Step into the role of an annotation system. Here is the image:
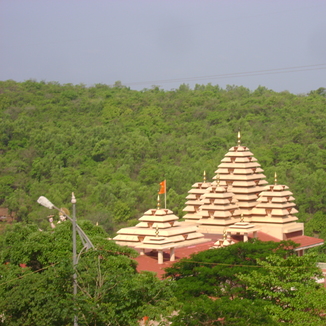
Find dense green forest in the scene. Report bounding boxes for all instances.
[0,80,325,237]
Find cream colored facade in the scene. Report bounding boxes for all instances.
[114,134,323,262]
[113,201,210,263]
[184,135,304,241]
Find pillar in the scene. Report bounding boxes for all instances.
[243,233,248,242]
[170,247,175,262]
[158,250,163,264]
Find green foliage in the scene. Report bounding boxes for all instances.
[0,80,326,236]
[164,240,296,299]
[167,241,325,326]
[113,200,132,223]
[0,261,74,325]
[0,221,175,325]
[238,253,326,325]
[306,242,326,262]
[169,296,277,326]
[305,211,326,239]
[0,221,136,270]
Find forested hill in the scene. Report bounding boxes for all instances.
[0,80,325,237]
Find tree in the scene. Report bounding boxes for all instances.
[0,221,175,325]
[165,240,299,325]
[169,296,277,326]
[164,240,296,299]
[238,253,326,325]
[165,241,326,325]
[1,79,326,237]
[0,260,74,325]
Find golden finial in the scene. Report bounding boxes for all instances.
[216,174,220,186]
[155,224,159,237]
[203,170,206,183]
[237,130,241,146]
[240,213,244,222]
[274,172,277,185]
[157,195,160,210]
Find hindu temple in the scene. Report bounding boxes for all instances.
[115,132,323,264]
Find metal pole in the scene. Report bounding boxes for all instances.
[36,195,95,326]
[71,193,78,326]
[165,180,167,209]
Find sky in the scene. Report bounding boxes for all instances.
[1,0,326,94]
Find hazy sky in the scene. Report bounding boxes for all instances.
[1,0,325,94]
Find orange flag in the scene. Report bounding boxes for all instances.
[158,180,166,194]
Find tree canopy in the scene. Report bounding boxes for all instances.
[166,240,326,326]
[164,239,297,299]
[0,221,175,325]
[0,80,325,237]
[1,80,326,324]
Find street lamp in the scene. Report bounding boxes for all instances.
[37,193,94,326]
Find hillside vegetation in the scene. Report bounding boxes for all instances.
[0,80,325,236]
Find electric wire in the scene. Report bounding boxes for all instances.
[120,64,326,87]
[0,255,321,288]
[0,248,136,287]
[0,262,60,287]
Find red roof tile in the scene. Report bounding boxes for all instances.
[289,235,324,249]
[135,240,215,278]
[135,233,324,278]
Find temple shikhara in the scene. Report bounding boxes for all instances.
[114,132,323,264]
[114,197,209,264]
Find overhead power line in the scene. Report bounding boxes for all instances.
[121,64,326,87]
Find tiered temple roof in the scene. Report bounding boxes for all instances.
[251,176,303,240]
[195,180,242,234]
[114,198,209,251]
[213,132,268,219]
[183,171,211,222]
[181,132,314,243]
[114,132,323,266]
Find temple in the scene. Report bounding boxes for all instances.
[114,132,323,263]
[113,196,210,264]
[183,132,323,255]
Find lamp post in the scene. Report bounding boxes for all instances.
[37,193,94,326]
[71,193,78,326]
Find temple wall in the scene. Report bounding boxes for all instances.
[254,222,304,240]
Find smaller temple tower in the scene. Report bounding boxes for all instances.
[195,176,242,234]
[183,171,211,223]
[114,196,210,264]
[250,173,303,240]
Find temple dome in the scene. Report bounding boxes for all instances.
[114,203,208,248]
[214,144,268,219]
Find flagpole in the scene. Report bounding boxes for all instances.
[164,179,167,209]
